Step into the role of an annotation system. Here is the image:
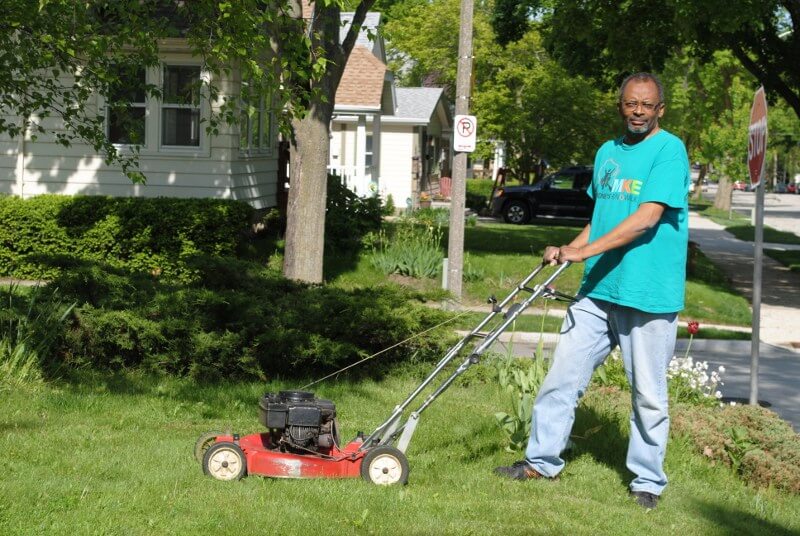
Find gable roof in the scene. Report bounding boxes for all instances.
[334,46,387,111]
[339,12,382,53]
[386,87,449,124]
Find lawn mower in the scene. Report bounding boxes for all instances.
[195,261,572,485]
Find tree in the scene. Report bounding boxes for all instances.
[519,1,800,122]
[280,0,377,282]
[1,0,379,283]
[474,32,617,180]
[385,0,616,180]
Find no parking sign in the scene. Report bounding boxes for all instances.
[454,115,477,152]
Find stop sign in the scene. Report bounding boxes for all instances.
[748,87,768,187]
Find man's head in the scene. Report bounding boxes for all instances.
[618,72,664,143]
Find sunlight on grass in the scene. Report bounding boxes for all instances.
[1,374,799,534]
[327,220,752,327]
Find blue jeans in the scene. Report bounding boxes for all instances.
[524,296,677,495]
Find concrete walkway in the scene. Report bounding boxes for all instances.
[688,212,800,350]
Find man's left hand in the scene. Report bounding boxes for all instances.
[557,246,586,263]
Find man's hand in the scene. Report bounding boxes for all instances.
[543,246,561,265]
[557,246,585,263]
[543,245,586,265]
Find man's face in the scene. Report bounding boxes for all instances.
[619,80,664,140]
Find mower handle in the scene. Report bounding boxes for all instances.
[361,260,573,451]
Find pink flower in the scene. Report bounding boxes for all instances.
[687,321,700,335]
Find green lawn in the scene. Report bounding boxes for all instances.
[327,220,752,327]
[765,249,800,272]
[1,375,798,535]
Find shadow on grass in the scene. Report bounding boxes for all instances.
[691,500,799,535]
[566,398,633,487]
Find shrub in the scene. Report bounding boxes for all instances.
[0,195,253,283]
[0,284,75,386]
[326,173,383,252]
[466,178,495,213]
[370,223,444,279]
[411,207,450,227]
[52,258,453,380]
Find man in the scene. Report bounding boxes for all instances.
[494,72,689,511]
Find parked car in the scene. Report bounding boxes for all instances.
[491,166,594,224]
[689,179,709,193]
[732,180,748,191]
[788,183,798,194]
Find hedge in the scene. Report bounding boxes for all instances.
[0,195,253,283]
[52,258,453,380]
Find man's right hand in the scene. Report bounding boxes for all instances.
[543,246,561,266]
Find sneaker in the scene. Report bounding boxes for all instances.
[631,491,659,510]
[494,460,549,481]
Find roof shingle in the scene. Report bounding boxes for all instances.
[334,46,387,108]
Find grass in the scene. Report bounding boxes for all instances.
[1,373,799,535]
[765,249,800,272]
[327,220,752,327]
[449,312,750,341]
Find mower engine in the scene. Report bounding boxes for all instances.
[259,390,337,453]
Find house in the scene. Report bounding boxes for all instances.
[0,39,280,209]
[0,8,452,213]
[328,14,453,209]
[327,12,396,197]
[379,87,452,208]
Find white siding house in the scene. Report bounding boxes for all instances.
[380,87,452,209]
[327,13,453,209]
[0,39,279,209]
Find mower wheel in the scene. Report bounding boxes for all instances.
[194,431,224,463]
[360,446,409,486]
[202,442,247,481]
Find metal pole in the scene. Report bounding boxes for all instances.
[750,180,764,405]
[446,0,474,301]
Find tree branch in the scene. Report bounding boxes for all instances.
[730,42,800,119]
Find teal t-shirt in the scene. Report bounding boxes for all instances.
[580,129,689,313]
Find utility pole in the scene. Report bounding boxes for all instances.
[446,0,474,301]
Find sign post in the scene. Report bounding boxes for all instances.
[748,86,768,406]
[445,0,474,302]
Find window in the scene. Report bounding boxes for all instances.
[107,66,147,145]
[239,80,271,153]
[161,65,201,147]
[550,173,573,190]
[365,134,373,167]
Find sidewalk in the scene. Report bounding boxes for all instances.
[688,211,800,350]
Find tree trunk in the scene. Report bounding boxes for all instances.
[278,0,375,283]
[283,107,333,283]
[691,164,706,201]
[714,175,733,211]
